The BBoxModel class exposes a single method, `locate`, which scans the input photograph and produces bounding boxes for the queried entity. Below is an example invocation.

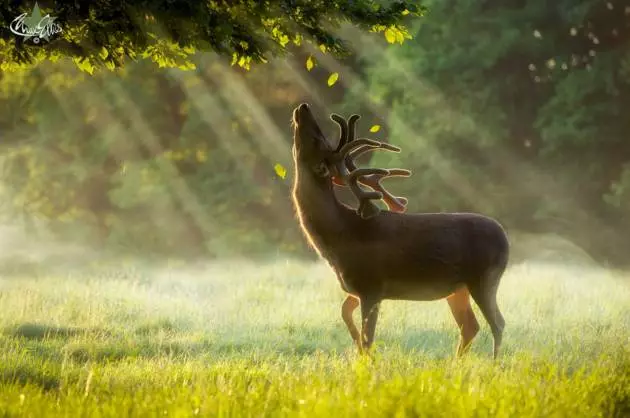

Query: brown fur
[291,103,509,358]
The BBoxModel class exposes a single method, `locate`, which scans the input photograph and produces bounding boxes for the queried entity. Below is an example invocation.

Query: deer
[290,103,510,359]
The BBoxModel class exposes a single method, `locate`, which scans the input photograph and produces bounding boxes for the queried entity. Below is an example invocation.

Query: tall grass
[0,259,628,417]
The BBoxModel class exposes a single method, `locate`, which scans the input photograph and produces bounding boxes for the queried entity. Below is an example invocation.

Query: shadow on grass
[4,323,112,341]
[133,318,182,336]
[0,365,60,391]
[3,320,529,365]
[611,395,630,418]
[55,325,473,363]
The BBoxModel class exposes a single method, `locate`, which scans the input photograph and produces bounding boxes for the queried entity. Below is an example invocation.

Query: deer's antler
[328,113,412,219]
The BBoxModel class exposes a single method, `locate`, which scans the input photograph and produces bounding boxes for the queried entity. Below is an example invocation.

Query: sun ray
[300,25,619,244]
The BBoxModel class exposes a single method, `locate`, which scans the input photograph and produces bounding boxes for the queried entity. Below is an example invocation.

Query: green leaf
[384,28,396,44]
[327,72,339,87]
[369,125,381,133]
[0,1,420,71]
[178,61,197,70]
[73,57,95,75]
[274,163,287,179]
[396,30,405,44]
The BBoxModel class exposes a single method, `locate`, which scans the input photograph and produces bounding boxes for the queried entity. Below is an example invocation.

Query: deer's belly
[382,279,460,301]
[336,274,359,295]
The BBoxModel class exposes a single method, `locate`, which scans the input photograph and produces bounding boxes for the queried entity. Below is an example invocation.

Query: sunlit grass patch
[0,259,628,416]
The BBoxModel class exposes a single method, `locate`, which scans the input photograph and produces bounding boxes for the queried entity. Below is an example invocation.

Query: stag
[291,103,510,358]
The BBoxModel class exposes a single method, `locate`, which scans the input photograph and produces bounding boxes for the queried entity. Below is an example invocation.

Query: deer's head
[292,103,412,219]
[292,103,334,180]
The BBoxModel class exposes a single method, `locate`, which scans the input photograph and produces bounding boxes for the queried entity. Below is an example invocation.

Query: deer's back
[330,212,509,300]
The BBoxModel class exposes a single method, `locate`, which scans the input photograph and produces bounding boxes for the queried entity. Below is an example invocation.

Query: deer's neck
[292,164,349,258]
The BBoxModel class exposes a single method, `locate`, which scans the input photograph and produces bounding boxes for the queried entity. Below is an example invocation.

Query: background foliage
[351,0,630,266]
[1,0,629,267]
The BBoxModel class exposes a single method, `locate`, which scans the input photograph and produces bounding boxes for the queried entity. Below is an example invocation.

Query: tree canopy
[0,0,423,72]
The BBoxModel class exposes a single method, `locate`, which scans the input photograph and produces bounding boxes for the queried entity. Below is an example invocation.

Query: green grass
[0,258,629,417]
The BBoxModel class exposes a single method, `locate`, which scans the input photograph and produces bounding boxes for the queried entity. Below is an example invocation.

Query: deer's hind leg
[468,268,506,359]
[446,286,480,358]
[341,294,361,348]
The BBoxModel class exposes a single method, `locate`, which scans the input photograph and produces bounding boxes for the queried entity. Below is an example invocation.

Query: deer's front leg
[446,286,480,358]
[359,296,381,354]
[341,294,361,348]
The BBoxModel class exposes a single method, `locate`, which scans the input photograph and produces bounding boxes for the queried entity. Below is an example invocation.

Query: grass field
[0,257,629,417]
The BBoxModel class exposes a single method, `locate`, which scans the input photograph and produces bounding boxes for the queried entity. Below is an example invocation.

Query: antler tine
[350,141,401,157]
[347,167,390,184]
[347,168,390,219]
[363,142,401,152]
[341,114,361,171]
[359,169,412,213]
[334,138,383,161]
[347,114,360,143]
[330,114,348,152]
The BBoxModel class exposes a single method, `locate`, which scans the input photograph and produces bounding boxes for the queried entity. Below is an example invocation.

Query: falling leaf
[306,56,315,71]
[402,9,410,15]
[327,72,339,87]
[369,124,381,133]
[274,163,287,179]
